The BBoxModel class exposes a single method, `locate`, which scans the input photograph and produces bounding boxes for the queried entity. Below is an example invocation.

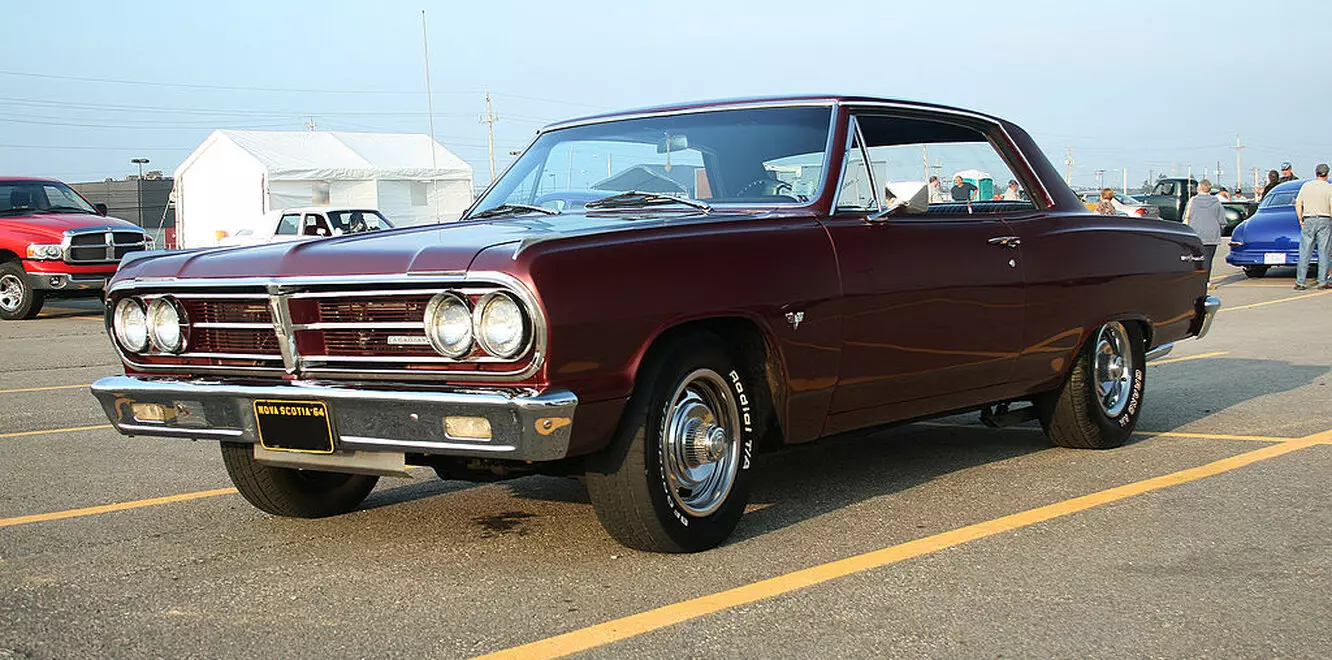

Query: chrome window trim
[107,271,548,383]
[841,101,1054,210]
[831,116,879,214]
[539,99,838,132]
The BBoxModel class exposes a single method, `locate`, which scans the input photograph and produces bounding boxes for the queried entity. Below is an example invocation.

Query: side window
[835,119,878,212]
[302,213,330,236]
[275,213,300,235]
[1156,181,1176,196]
[853,113,1037,213]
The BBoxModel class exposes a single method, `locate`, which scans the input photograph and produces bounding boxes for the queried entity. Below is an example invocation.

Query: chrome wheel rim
[661,368,741,517]
[1093,322,1134,417]
[0,274,24,313]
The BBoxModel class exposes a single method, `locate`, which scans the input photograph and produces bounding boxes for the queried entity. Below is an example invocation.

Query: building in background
[173,129,474,248]
[71,175,176,246]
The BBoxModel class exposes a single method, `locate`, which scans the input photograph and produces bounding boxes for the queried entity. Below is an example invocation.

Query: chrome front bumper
[90,376,578,462]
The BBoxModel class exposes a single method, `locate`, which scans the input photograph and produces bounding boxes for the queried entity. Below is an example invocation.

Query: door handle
[987,235,1021,248]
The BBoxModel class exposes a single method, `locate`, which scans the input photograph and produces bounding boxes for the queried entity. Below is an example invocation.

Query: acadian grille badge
[387,335,432,346]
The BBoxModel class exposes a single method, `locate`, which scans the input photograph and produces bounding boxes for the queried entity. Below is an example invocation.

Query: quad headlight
[474,292,529,359]
[424,292,474,358]
[147,296,186,354]
[112,298,150,353]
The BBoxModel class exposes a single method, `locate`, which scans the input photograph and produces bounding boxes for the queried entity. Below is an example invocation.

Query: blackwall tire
[1040,321,1145,450]
[584,333,760,553]
[0,262,44,321]
[220,443,378,518]
[1242,265,1268,279]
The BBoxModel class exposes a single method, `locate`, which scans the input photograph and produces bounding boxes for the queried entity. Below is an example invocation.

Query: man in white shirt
[1293,163,1332,290]
[1002,179,1021,201]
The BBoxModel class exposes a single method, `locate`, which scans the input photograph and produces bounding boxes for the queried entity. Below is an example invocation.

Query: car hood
[115,210,757,283]
[1234,207,1299,247]
[0,212,141,237]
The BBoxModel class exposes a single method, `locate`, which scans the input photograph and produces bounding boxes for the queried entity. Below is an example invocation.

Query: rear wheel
[1039,321,1145,450]
[220,443,378,518]
[0,262,44,320]
[584,333,760,552]
[1242,265,1268,278]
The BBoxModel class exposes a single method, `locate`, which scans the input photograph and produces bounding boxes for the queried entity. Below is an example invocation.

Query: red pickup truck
[0,176,152,320]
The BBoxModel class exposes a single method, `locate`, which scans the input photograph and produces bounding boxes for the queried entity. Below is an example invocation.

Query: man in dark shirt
[950,175,977,201]
[1277,161,1298,185]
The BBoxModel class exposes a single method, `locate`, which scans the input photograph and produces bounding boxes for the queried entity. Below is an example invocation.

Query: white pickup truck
[219,207,394,246]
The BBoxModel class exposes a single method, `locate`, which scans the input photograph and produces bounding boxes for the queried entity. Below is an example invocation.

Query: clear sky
[3,0,1328,193]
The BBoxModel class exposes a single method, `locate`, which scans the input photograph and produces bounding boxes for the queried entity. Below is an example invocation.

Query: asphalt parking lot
[2,252,1330,659]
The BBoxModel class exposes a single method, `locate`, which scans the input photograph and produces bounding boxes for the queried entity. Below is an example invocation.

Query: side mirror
[868,181,930,221]
[94,202,108,216]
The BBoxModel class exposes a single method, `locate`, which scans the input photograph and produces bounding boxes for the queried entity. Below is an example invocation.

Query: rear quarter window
[1260,191,1296,208]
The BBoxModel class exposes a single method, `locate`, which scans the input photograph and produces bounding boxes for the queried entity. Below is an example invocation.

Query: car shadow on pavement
[1139,357,1329,434]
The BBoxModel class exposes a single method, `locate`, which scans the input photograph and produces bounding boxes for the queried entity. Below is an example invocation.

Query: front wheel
[1242,265,1268,278]
[1039,321,1145,449]
[0,262,44,320]
[220,443,378,518]
[584,333,760,552]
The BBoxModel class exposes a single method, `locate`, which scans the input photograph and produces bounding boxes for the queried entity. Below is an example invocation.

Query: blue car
[1226,180,1320,278]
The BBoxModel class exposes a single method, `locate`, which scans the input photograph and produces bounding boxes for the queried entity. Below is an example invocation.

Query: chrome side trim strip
[1145,343,1174,362]
[117,423,244,438]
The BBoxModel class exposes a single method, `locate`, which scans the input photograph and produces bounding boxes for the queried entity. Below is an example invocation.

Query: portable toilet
[954,169,993,200]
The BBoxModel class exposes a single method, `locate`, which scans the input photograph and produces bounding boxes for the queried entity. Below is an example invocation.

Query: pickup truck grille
[65,228,150,264]
[117,278,540,382]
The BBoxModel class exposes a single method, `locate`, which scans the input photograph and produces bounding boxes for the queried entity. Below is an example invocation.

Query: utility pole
[1122,169,1128,195]
[1064,147,1074,185]
[420,10,441,222]
[922,144,929,182]
[305,117,316,131]
[480,92,499,183]
[1232,135,1244,193]
[131,158,149,228]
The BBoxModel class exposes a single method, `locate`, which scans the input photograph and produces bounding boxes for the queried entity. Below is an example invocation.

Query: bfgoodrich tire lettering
[1040,321,1145,450]
[584,333,759,553]
[220,442,378,518]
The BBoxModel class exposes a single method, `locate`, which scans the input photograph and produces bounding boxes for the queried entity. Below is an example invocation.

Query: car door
[820,114,1025,426]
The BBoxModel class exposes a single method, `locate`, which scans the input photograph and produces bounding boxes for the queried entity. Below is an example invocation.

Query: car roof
[1267,180,1305,194]
[542,95,1009,131]
[0,176,63,184]
[273,207,380,214]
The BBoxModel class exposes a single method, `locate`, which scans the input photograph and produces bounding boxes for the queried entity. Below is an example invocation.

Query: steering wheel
[735,178,794,197]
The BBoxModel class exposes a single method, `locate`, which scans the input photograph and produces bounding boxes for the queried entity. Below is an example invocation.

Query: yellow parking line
[0,424,111,439]
[474,430,1330,660]
[0,383,92,394]
[1149,351,1228,366]
[1223,289,1332,312]
[0,487,237,528]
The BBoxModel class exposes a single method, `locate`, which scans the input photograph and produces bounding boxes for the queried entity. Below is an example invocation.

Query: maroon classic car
[90,96,1219,552]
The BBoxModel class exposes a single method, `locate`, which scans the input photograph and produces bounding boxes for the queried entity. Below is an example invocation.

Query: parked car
[218,207,394,247]
[1137,177,1256,235]
[1225,180,1316,278]
[0,176,152,320]
[90,96,1220,552]
[1077,190,1160,217]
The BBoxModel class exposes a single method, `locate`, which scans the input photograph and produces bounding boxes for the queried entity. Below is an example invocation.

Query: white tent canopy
[174,129,474,248]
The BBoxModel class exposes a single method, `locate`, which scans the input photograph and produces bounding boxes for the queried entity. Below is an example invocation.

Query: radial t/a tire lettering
[584,333,760,553]
[1040,321,1145,450]
[220,442,379,518]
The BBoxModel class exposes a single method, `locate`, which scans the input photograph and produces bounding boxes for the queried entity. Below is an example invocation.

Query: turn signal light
[131,403,174,423]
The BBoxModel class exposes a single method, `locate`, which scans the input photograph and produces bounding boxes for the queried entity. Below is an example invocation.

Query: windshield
[1260,191,1296,208]
[471,106,833,217]
[0,181,98,215]
[326,209,392,233]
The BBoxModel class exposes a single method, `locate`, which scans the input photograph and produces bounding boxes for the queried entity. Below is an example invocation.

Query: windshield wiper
[585,190,712,214]
[0,208,34,216]
[44,205,95,214]
[469,203,560,220]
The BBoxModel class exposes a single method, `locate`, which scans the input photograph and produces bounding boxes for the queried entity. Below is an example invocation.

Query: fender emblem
[785,311,805,330]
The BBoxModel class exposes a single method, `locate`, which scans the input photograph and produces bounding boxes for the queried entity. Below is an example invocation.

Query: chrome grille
[111,274,544,382]
[64,228,150,264]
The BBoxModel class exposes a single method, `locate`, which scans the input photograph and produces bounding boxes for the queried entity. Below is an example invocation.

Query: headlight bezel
[112,297,150,354]
[146,296,187,354]
[26,243,63,260]
[423,291,474,358]
[473,291,531,359]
